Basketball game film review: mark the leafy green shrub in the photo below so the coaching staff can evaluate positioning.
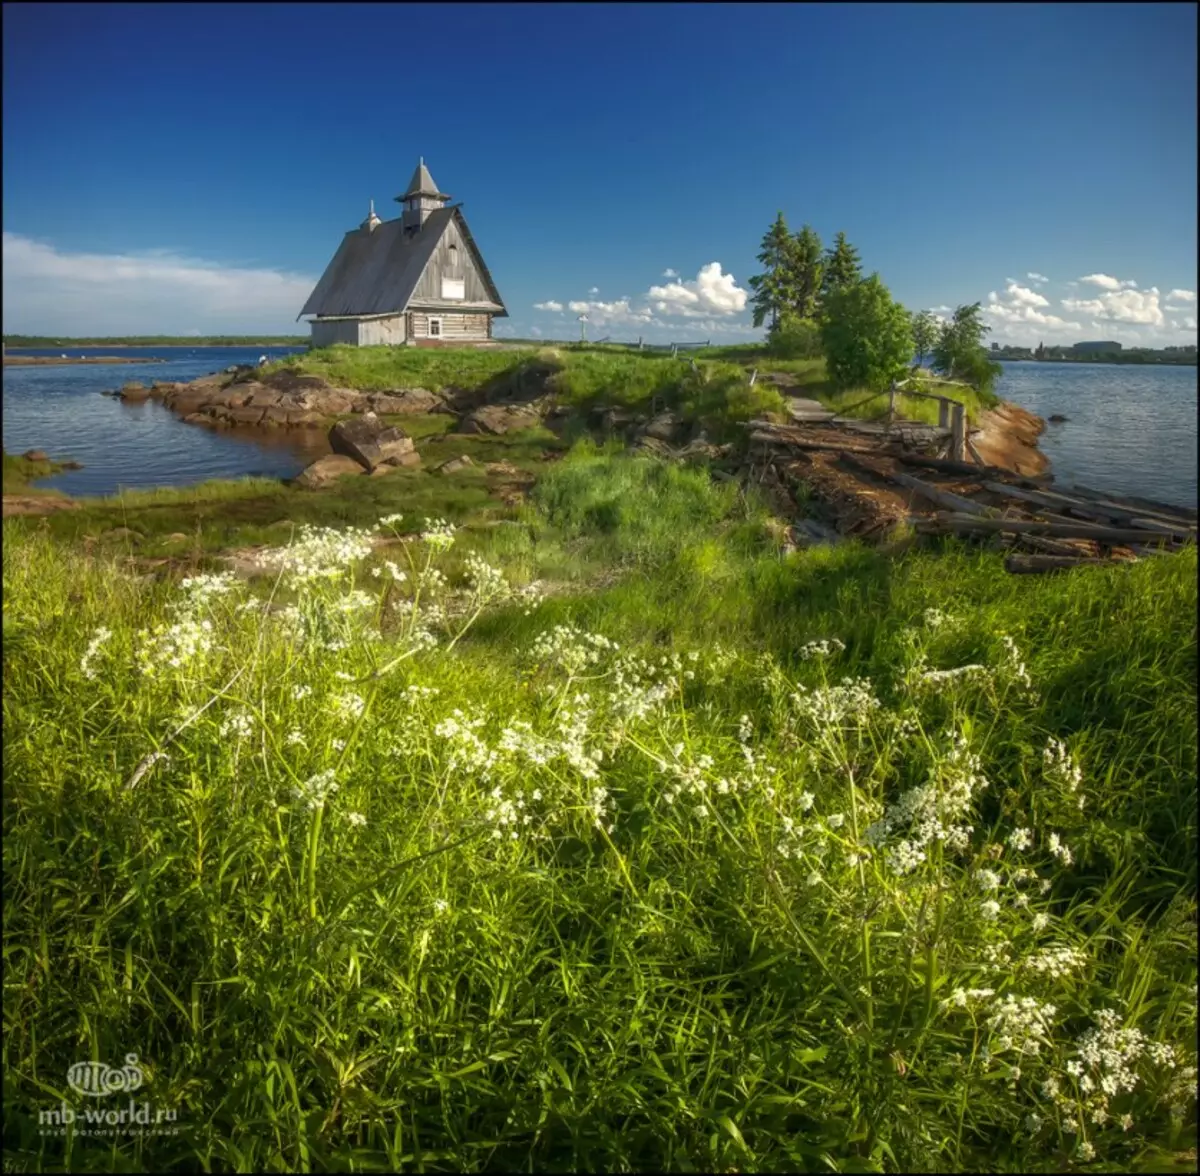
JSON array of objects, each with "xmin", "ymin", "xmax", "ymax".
[
  {"xmin": 820, "ymin": 275, "xmax": 915, "ymax": 391},
  {"xmin": 767, "ymin": 314, "xmax": 823, "ymax": 359}
]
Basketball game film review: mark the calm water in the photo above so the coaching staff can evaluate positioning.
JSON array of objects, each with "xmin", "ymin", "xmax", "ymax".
[
  {"xmin": 3, "ymin": 348, "xmax": 1197, "ymax": 506},
  {"xmin": 2, "ymin": 347, "xmax": 325, "ymax": 496},
  {"xmin": 994, "ymin": 362, "xmax": 1197, "ymax": 507}
]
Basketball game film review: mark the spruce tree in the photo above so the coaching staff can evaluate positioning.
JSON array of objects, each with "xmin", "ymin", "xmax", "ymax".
[
  {"xmin": 791, "ymin": 225, "xmax": 825, "ymax": 320},
  {"xmin": 747, "ymin": 212, "xmax": 800, "ymax": 331},
  {"xmin": 820, "ymin": 231, "xmax": 862, "ymax": 303}
]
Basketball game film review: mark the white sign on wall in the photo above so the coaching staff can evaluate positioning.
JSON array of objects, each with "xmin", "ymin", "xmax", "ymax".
[{"xmin": 441, "ymin": 277, "xmax": 465, "ymax": 300}]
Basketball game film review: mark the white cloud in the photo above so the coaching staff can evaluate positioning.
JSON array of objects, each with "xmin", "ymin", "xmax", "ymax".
[
  {"xmin": 646, "ymin": 262, "xmax": 748, "ymax": 318},
  {"xmin": 533, "ymin": 300, "xmax": 564, "ymax": 312},
  {"xmin": 2, "ymin": 231, "xmax": 316, "ymax": 334},
  {"xmin": 1166, "ymin": 288, "xmax": 1196, "ymax": 303},
  {"xmin": 989, "ymin": 280, "xmax": 1049, "ymax": 309},
  {"xmin": 1026, "ymin": 272, "xmax": 1049, "ymax": 284},
  {"xmin": 1078, "ymin": 273, "xmax": 1138, "ymax": 291},
  {"xmin": 566, "ymin": 298, "xmax": 656, "ymax": 327},
  {"xmin": 985, "ymin": 280, "xmax": 1080, "ymax": 334},
  {"xmin": 529, "ymin": 325, "xmax": 543, "ymax": 338},
  {"xmin": 662, "ymin": 268, "xmax": 678, "ymax": 278},
  {"xmin": 1174, "ymin": 315, "xmax": 1197, "ymax": 331},
  {"xmin": 587, "ymin": 286, "xmax": 599, "ymax": 295},
  {"xmin": 1062, "ymin": 286, "xmax": 1164, "ymax": 326}
]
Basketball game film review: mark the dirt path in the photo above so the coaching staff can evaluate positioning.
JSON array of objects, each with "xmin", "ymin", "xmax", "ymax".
[{"xmin": 1, "ymin": 494, "xmax": 80, "ymax": 518}]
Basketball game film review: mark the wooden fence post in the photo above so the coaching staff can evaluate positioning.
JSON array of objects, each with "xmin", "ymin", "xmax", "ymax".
[
  {"xmin": 938, "ymin": 399, "xmax": 950, "ymax": 430},
  {"xmin": 749, "ymin": 368, "xmax": 757, "ymax": 386},
  {"xmin": 887, "ymin": 381, "xmax": 897, "ymax": 423},
  {"xmin": 951, "ymin": 403, "xmax": 966, "ymax": 462}
]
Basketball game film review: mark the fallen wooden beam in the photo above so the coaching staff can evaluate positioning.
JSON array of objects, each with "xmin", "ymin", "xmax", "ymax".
[
  {"xmin": 980, "ymin": 482, "xmax": 1195, "ymax": 537},
  {"xmin": 844, "ymin": 458, "xmax": 997, "ymax": 517},
  {"xmin": 914, "ymin": 513, "xmax": 1177, "ymax": 545},
  {"xmin": 1005, "ymin": 553, "xmax": 1116, "ymax": 574},
  {"xmin": 748, "ymin": 431, "xmax": 877, "ymax": 455},
  {"xmin": 889, "ymin": 450, "xmax": 1052, "ymax": 484},
  {"xmin": 1067, "ymin": 483, "xmax": 1198, "ymax": 523}
]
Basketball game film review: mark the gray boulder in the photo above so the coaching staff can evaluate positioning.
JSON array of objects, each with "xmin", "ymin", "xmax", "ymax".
[
  {"xmin": 329, "ymin": 414, "xmax": 415, "ymax": 471},
  {"xmin": 436, "ymin": 455, "xmax": 475, "ymax": 474},
  {"xmin": 459, "ymin": 403, "xmax": 542, "ymax": 435},
  {"xmin": 293, "ymin": 454, "xmax": 366, "ymax": 490},
  {"xmin": 369, "ymin": 388, "xmax": 444, "ymax": 414}
]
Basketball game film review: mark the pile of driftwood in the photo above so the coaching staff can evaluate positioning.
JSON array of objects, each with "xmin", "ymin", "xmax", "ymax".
[{"xmin": 745, "ymin": 414, "xmax": 1196, "ymax": 574}]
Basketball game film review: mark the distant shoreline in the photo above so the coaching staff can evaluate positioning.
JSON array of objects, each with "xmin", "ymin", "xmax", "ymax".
[
  {"xmin": 4, "ymin": 340, "xmax": 308, "ymax": 350},
  {"xmin": 3, "ymin": 355, "xmax": 163, "ymax": 366}
]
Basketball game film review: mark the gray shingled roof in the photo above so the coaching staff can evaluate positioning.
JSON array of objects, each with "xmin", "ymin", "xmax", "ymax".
[
  {"xmin": 298, "ymin": 207, "xmax": 506, "ymax": 319},
  {"xmin": 400, "ymin": 159, "xmax": 448, "ymax": 201}
]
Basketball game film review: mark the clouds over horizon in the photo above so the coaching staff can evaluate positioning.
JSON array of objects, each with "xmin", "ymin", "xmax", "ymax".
[
  {"xmin": 534, "ymin": 261, "xmax": 756, "ymax": 339},
  {"xmin": 975, "ymin": 271, "xmax": 1197, "ymax": 347},
  {"xmin": 2, "ymin": 231, "xmax": 316, "ymax": 334}
]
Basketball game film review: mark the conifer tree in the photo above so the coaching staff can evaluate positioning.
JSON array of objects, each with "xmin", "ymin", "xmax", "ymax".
[
  {"xmin": 820, "ymin": 231, "xmax": 862, "ymax": 303},
  {"xmin": 791, "ymin": 225, "xmax": 826, "ymax": 320},
  {"xmin": 747, "ymin": 212, "xmax": 800, "ymax": 331}
]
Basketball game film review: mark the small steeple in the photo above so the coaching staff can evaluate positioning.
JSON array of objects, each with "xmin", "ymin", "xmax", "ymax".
[
  {"xmin": 398, "ymin": 157, "xmax": 450, "ymax": 235},
  {"xmin": 361, "ymin": 199, "xmax": 382, "ymax": 232}
]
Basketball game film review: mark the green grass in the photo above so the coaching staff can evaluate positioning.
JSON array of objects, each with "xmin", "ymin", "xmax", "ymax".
[
  {"xmin": 3, "ymin": 446, "xmax": 1196, "ymax": 1173},
  {"xmin": 2, "ymin": 449, "xmax": 71, "ymax": 494}
]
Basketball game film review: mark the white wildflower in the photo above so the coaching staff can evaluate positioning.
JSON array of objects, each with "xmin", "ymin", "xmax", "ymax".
[
  {"xmin": 293, "ymin": 769, "xmax": 338, "ymax": 811},
  {"xmin": 79, "ymin": 626, "xmax": 113, "ymax": 680}
]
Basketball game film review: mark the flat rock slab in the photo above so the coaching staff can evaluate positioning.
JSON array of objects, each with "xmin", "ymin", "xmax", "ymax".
[{"xmin": 293, "ymin": 454, "xmax": 366, "ymax": 490}]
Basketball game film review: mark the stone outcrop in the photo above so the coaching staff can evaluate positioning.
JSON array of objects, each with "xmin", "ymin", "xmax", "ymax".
[
  {"xmin": 329, "ymin": 414, "xmax": 416, "ymax": 471},
  {"xmin": 119, "ymin": 382, "xmax": 152, "ymax": 402},
  {"xmin": 459, "ymin": 403, "xmax": 543, "ymax": 435},
  {"xmin": 150, "ymin": 368, "xmax": 454, "ymax": 431},
  {"xmin": 292, "ymin": 454, "xmax": 366, "ymax": 490},
  {"xmin": 436, "ymin": 455, "xmax": 475, "ymax": 474}
]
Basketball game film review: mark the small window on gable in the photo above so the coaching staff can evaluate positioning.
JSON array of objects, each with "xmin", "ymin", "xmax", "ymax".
[{"xmin": 428, "ymin": 318, "xmax": 442, "ymax": 338}]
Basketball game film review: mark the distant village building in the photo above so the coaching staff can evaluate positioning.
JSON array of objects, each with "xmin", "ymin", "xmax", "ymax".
[
  {"xmin": 299, "ymin": 159, "xmax": 507, "ymax": 347},
  {"xmin": 1072, "ymin": 340, "xmax": 1122, "ymax": 354}
]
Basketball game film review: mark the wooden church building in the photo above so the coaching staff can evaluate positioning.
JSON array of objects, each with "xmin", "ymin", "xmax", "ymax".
[{"xmin": 299, "ymin": 159, "xmax": 507, "ymax": 347}]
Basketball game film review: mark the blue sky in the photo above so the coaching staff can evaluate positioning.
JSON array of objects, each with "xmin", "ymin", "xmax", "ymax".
[{"xmin": 3, "ymin": 2, "xmax": 1196, "ymax": 344}]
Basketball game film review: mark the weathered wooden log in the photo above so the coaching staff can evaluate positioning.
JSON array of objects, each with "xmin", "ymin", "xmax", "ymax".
[
  {"xmin": 1005, "ymin": 553, "xmax": 1116, "ymax": 574},
  {"xmin": 981, "ymin": 482, "xmax": 1195, "ymax": 537},
  {"xmin": 843, "ymin": 457, "xmax": 996, "ymax": 517},
  {"xmin": 889, "ymin": 450, "xmax": 1053, "ymax": 484},
  {"xmin": 950, "ymin": 403, "xmax": 967, "ymax": 462},
  {"xmin": 1067, "ymin": 483, "xmax": 1198, "ymax": 523},
  {"xmin": 914, "ymin": 513, "xmax": 1177, "ymax": 545},
  {"xmin": 748, "ymin": 430, "xmax": 876, "ymax": 455}
]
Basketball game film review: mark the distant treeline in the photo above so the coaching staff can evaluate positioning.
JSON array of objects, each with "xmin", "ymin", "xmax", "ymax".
[
  {"xmin": 990, "ymin": 346, "xmax": 1196, "ymax": 365},
  {"xmin": 3, "ymin": 335, "xmax": 309, "ymax": 348}
]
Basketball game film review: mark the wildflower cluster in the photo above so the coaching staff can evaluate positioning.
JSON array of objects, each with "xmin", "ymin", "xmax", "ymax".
[
  {"xmin": 798, "ymin": 637, "xmax": 845, "ymax": 660},
  {"xmin": 79, "ymin": 626, "xmax": 113, "ymax": 680},
  {"xmin": 1043, "ymin": 737, "xmax": 1086, "ymax": 811},
  {"xmin": 257, "ymin": 524, "xmax": 376, "ymax": 586},
  {"xmin": 865, "ymin": 731, "xmax": 987, "ymax": 873},
  {"xmin": 530, "ymin": 625, "xmax": 619, "ymax": 675},
  {"xmin": 790, "ymin": 676, "xmax": 881, "ymax": 728},
  {"xmin": 293, "ymin": 769, "xmax": 339, "ymax": 812}
]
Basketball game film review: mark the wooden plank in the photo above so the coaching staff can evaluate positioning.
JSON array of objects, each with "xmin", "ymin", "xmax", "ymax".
[
  {"xmin": 876, "ymin": 465, "xmax": 997, "ymax": 517},
  {"xmin": 950, "ymin": 403, "xmax": 967, "ymax": 462},
  {"xmin": 914, "ymin": 513, "xmax": 1176, "ymax": 545},
  {"xmin": 1067, "ymin": 483, "xmax": 1198, "ymax": 522},
  {"xmin": 980, "ymin": 482, "xmax": 1195, "ymax": 537},
  {"xmin": 966, "ymin": 437, "xmax": 986, "ymax": 467},
  {"xmin": 1005, "ymin": 553, "xmax": 1115, "ymax": 574},
  {"xmin": 890, "ymin": 450, "xmax": 1052, "ymax": 484},
  {"xmin": 749, "ymin": 432, "xmax": 876, "ymax": 455}
]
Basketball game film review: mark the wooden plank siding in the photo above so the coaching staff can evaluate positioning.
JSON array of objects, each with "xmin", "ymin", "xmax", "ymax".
[
  {"xmin": 408, "ymin": 218, "xmax": 495, "ymax": 305},
  {"xmin": 410, "ymin": 312, "xmax": 490, "ymax": 341}
]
